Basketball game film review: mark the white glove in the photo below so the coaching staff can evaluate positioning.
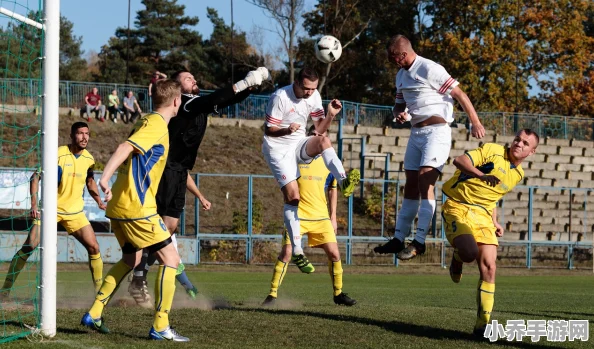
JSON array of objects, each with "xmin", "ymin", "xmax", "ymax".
[
  {"xmin": 234, "ymin": 70, "xmax": 263, "ymax": 93},
  {"xmin": 256, "ymin": 67, "xmax": 270, "ymax": 80}
]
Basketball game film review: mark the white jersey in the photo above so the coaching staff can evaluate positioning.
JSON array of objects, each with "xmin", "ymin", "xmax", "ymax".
[
  {"xmin": 395, "ymin": 55, "xmax": 459, "ymax": 126},
  {"xmin": 263, "ymin": 84, "xmax": 324, "ymax": 150}
]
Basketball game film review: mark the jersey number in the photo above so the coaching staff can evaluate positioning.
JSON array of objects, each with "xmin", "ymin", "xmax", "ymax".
[{"xmin": 451, "ymin": 221, "xmax": 457, "ymax": 232}]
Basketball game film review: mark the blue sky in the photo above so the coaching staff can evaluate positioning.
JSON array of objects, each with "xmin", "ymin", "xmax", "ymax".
[{"xmin": 59, "ymin": 0, "xmax": 316, "ymax": 59}]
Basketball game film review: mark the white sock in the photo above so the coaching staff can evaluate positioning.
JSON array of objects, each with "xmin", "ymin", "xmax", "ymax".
[
  {"xmin": 415, "ymin": 199, "xmax": 436, "ymax": 244},
  {"xmin": 283, "ymin": 204, "xmax": 303, "ymax": 255},
  {"xmin": 394, "ymin": 198, "xmax": 420, "ymax": 242},
  {"xmin": 170, "ymin": 233, "xmax": 179, "ymax": 252},
  {"xmin": 321, "ymin": 147, "xmax": 347, "ymax": 185}
]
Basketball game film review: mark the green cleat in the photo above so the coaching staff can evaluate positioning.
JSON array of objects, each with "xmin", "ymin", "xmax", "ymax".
[
  {"xmin": 291, "ymin": 254, "xmax": 315, "ymax": 274},
  {"xmin": 186, "ymin": 286, "xmax": 198, "ymax": 299},
  {"xmin": 340, "ymin": 169, "xmax": 360, "ymax": 198}
]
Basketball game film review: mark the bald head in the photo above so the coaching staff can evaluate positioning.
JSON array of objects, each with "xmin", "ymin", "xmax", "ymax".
[
  {"xmin": 386, "ymin": 34, "xmax": 416, "ymax": 69},
  {"xmin": 387, "ymin": 35, "xmax": 414, "ymax": 53}
]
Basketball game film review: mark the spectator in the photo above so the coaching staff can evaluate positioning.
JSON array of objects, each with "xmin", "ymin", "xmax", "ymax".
[
  {"xmin": 107, "ymin": 89, "xmax": 123, "ymax": 123},
  {"xmin": 123, "ymin": 90, "xmax": 142, "ymax": 124},
  {"xmin": 84, "ymin": 87, "xmax": 106, "ymax": 122},
  {"xmin": 148, "ymin": 71, "xmax": 167, "ymax": 110}
]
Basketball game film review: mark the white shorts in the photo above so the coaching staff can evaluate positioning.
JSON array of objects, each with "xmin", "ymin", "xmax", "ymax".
[
  {"xmin": 403, "ymin": 124, "xmax": 451, "ymax": 172},
  {"xmin": 263, "ymin": 137, "xmax": 314, "ymax": 188}
]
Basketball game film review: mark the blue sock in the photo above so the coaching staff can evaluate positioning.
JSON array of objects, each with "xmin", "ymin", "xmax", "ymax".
[{"xmin": 176, "ymin": 271, "xmax": 195, "ymax": 291}]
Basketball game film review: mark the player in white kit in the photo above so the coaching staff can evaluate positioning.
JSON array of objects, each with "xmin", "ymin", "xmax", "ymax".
[
  {"xmin": 374, "ymin": 35, "xmax": 486, "ymax": 260},
  {"xmin": 263, "ymin": 67, "xmax": 360, "ymax": 273}
]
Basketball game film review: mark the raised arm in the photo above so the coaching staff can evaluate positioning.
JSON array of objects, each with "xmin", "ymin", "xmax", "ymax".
[{"xmin": 452, "ymin": 153, "xmax": 500, "ymax": 187}]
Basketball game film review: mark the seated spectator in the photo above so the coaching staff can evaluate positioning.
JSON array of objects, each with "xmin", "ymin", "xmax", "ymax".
[
  {"xmin": 107, "ymin": 89, "xmax": 123, "ymax": 123},
  {"xmin": 84, "ymin": 87, "xmax": 106, "ymax": 122},
  {"xmin": 123, "ymin": 90, "xmax": 142, "ymax": 124}
]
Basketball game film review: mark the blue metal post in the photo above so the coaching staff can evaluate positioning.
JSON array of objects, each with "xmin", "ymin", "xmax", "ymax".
[
  {"xmin": 355, "ymin": 103, "xmax": 360, "ymax": 125},
  {"xmin": 360, "ymin": 137, "xmax": 366, "ymax": 199},
  {"xmin": 247, "ymin": 175, "xmax": 253, "ymax": 263},
  {"xmin": 568, "ymin": 244, "xmax": 574, "ymax": 269},
  {"xmin": 347, "ymin": 195, "xmax": 353, "ymax": 265},
  {"xmin": 563, "ymin": 116, "xmax": 568, "ymax": 139},
  {"xmin": 195, "ymin": 174, "xmax": 200, "ymax": 235},
  {"xmin": 195, "ymin": 174, "xmax": 200, "ymax": 264},
  {"xmin": 337, "ymin": 117, "xmax": 344, "ymax": 160},
  {"xmin": 441, "ymin": 194, "xmax": 447, "ymax": 268},
  {"xmin": 527, "ymin": 187, "xmax": 533, "ymax": 268},
  {"xmin": 180, "ymin": 208, "xmax": 186, "ymax": 236},
  {"xmin": 383, "ymin": 153, "xmax": 391, "ymax": 195},
  {"xmin": 66, "ymin": 81, "xmax": 71, "ymax": 107}
]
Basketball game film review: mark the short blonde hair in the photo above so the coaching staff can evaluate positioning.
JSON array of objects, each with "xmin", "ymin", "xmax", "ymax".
[{"xmin": 152, "ymin": 79, "xmax": 181, "ymax": 108}]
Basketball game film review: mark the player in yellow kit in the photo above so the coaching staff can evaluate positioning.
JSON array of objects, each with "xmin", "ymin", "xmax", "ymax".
[
  {"xmin": 441, "ymin": 129, "xmax": 538, "ymax": 337},
  {"xmin": 262, "ymin": 126, "xmax": 356, "ymax": 307},
  {"xmin": 1, "ymin": 122, "xmax": 105, "ymax": 299},
  {"xmin": 81, "ymin": 79, "xmax": 189, "ymax": 342}
]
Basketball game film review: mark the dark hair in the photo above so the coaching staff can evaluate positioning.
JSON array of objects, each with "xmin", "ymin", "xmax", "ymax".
[
  {"xmin": 171, "ymin": 70, "xmax": 190, "ymax": 82},
  {"xmin": 71, "ymin": 122, "xmax": 88, "ymax": 135},
  {"xmin": 307, "ymin": 125, "xmax": 317, "ymax": 136},
  {"xmin": 297, "ymin": 67, "xmax": 319, "ymax": 83},
  {"xmin": 519, "ymin": 128, "xmax": 540, "ymax": 145}
]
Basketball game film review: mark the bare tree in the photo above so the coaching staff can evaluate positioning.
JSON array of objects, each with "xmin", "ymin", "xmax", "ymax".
[
  {"xmin": 247, "ymin": 0, "xmax": 304, "ymax": 83},
  {"xmin": 316, "ymin": 0, "xmax": 371, "ymax": 92}
]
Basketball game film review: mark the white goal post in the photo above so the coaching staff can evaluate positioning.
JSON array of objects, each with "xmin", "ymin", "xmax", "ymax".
[{"xmin": 40, "ymin": 0, "xmax": 59, "ymax": 338}]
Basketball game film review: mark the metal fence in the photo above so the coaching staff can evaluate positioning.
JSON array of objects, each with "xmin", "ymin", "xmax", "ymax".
[
  {"xmin": 2, "ymin": 78, "xmax": 594, "ymax": 140},
  {"xmin": 176, "ymin": 173, "xmax": 593, "ymax": 269}
]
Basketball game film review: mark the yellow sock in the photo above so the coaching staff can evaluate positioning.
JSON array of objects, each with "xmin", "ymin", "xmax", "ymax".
[
  {"xmin": 88, "ymin": 253, "xmax": 103, "ymax": 292},
  {"xmin": 89, "ymin": 260, "xmax": 131, "ymax": 319},
  {"xmin": 269, "ymin": 259, "xmax": 288, "ymax": 298},
  {"xmin": 153, "ymin": 265, "xmax": 177, "ymax": 332},
  {"xmin": 2, "ymin": 250, "xmax": 30, "ymax": 291},
  {"xmin": 475, "ymin": 280, "xmax": 495, "ymax": 329},
  {"xmin": 328, "ymin": 260, "xmax": 343, "ymax": 296}
]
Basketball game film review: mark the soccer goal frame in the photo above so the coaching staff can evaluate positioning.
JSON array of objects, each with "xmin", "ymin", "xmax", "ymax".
[
  {"xmin": 39, "ymin": 0, "xmax": 60, "ymax": 338},
  {"xmin": 1, "ymin": 0, "xmax": 60, "ymax": 338}
]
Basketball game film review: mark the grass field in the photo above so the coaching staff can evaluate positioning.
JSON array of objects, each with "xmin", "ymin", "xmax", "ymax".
[{"xmin": 1, "ymin": 265, "xmax": 593, "ymax": 348}]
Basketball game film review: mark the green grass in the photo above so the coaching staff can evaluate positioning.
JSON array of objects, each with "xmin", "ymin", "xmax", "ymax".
[{"xmin": 2, "ymin": 265, "xmax": 593, "ymax": 348}]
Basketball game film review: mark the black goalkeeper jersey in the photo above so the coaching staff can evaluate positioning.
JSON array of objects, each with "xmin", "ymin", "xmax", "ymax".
[{"xmin": 166, "ymin": 86, "xmax": 251, "ymax": 171}]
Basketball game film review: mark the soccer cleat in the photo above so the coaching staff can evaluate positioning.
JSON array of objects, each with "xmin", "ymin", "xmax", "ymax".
[
  {"xmin": 186, "ymin": 286, "xmax": 198, "ymax": 299},
  {"xmin": 128, "ymin": 277, "xmax": 152, "ymax": 308},
  {"xmin": 450, "ymin": 257, "xmax": 463, "ymax": 283},
  {"xmin": 340, "ymin": 169, "xmax": 361, "ymax": 198},
  {"xmin": 397, "ymin": 240, "xmax": 426, "ymax": 260},
  {"xmin": 291, "ymin": 254, "xmax": 315, "ymax": 274},
  {"xmin": 472, "ymin": 325, "xmax": 489, "ymax": 341},
  {"xmin": 373, "ymin": 238, "xmax": 405, "ymax": 254},
  {"xmin": 80, "ymin": 312, "xmax": 110, "ymax": 334},
  {"xmin": 149, "ymin": 326, "xmax": 189, "ymax": 342},
  {"xmin": 262, "ymin": 295, "xmax": 276, "ymax": 306},
  {"xmin": 334, "ymin": 292, "xmax": 357, "ymax": 306}
]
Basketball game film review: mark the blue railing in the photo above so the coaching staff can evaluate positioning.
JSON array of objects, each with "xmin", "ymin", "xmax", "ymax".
[{"xmin": 2, "ymin": 78, "xmax": 594, "ymax": 140}]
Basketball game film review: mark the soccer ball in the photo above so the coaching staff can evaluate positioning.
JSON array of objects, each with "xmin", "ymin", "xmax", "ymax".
[{"xmin": 314, "ymin": 35, "xmax": 342, "ymax": 64}]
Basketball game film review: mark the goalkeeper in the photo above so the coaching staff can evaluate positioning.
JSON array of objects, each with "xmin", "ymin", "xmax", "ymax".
[{"xmin": 128, "ymin": 67, "xmax": 270, "ymax": 307}]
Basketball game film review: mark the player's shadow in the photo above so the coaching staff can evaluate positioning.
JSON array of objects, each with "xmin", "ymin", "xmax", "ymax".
[
  {"xmin": 245, "ymin": 308, "xmax": 567, "ymax": 349},
  {"xmin": 461, "ymin": 307, "xmax": 594, "ymax": 320}
]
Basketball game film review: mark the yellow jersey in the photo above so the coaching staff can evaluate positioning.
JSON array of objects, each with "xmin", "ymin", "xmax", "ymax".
[
  {"xmin": 442, "ymin": 143, "xmax": 524, "ymax": 215},
  {"xmin": 106, "ymin": 113, "xmax": 169, "ymax": 220},
  {"xmin": 298, "ymin": 156, "xmax": 337, "ymax": 221},
  {"xmin": 57, "ymin": 146, "xmax": 95, "ymax": 214}
]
